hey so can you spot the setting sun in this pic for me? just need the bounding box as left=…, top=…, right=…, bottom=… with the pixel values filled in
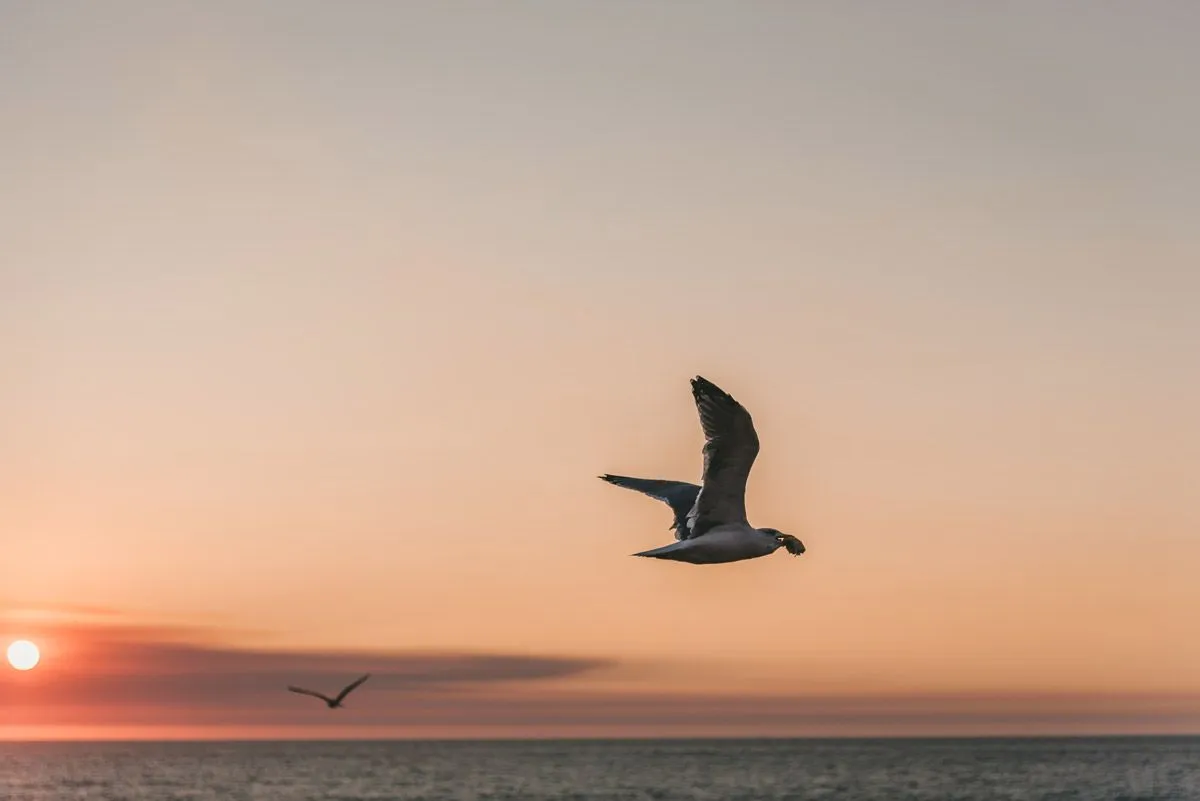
left=7, top=639, right=40, bottom=671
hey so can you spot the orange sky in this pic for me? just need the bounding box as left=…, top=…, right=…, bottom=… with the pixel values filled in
left=3, top=609, right=1198, bottom=740
left=2, top=3, right=1199, bottom=738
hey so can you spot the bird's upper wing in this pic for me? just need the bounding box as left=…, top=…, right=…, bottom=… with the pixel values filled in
left=335, top=673, right=371, bottom=703
left=287, top=686, right=334, bottom=704
left=598, top=475, right=701, bottom=541
left=685, top=376, right=760, bottom=538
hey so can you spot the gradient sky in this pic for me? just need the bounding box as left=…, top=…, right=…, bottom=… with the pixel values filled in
left=2, top=1, right=1198, bottom=739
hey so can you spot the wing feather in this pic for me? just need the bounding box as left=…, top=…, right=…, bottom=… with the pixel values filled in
left=287, top=686, right=334, bottom=704
left=598, top=474, right=701, bottom=540
left=685, top=376, right=760, bottom=538
left=335, top=673, right=371, bottom=703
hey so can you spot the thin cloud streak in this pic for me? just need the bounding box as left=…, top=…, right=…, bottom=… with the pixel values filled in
left=2, top=620, right=1198, bottom=737
left=0, top=619, right=612, bottom=710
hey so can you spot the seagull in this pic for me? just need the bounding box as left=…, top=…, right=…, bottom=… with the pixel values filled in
left=600, top=375, right=805, bottom=565
left=287, top=673, right=371, bottom=709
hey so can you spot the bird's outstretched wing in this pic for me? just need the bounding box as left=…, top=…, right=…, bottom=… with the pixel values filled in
left=335, top=673, right=371, bottom=703
left=685, top=376, right=760, bottom=538
left=287, top=686, right=334, bottom=704
left=598, top=475, right=701, bottom=540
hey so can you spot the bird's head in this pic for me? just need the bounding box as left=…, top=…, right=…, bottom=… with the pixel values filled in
left=762, top=528, right=806, bottom=556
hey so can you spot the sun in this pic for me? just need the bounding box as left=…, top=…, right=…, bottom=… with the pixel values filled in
left=7, top=640, right=40, bottom=671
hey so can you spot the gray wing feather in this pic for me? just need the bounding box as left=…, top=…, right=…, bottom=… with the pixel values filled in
left=599, top=474, right=701, bottom=540
left=685, top=376, right=760, bottom=538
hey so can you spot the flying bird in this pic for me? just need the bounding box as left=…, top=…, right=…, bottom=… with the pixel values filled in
left=287, top=673, right=371, bottom=708
left=600, top=375, right=805, bottom=564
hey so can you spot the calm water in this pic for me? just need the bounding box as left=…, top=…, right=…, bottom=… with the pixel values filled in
left=1, top=738, right=1197, bottom=800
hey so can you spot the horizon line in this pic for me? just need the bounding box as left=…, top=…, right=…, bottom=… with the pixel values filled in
left=5, top=731, right=1198, bottom=744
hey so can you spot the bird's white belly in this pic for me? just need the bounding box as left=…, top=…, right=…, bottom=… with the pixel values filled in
left=678, top=526, right=775, bottom=564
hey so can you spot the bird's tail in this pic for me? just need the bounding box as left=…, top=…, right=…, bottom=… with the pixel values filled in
left=631, top=540, right=694, bottom=560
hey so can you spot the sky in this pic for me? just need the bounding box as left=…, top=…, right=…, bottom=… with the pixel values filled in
left=1, top=1, right=1198, bottom=739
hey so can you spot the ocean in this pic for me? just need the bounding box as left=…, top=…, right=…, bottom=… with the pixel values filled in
left=1, top=737, right=1197, bottom=800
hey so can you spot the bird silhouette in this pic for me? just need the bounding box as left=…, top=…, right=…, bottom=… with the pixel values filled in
left=287, top=673, right=371, bottom=708
left=601, top=376, right=806, bottom=564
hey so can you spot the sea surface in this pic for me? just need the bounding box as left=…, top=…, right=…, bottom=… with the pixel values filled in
left=1, top=737, right=1197, bottom=801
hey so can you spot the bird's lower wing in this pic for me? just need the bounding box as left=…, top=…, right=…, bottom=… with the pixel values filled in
left=599, top=474, right=700, bottom=540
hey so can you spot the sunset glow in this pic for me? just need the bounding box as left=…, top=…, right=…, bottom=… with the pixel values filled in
left=2, top=2, right=1198, bottom=742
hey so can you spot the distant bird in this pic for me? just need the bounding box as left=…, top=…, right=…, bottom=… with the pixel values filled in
left=600, top=376, right=805, bottom=564
left=287, top=674, right=371, bottom=708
